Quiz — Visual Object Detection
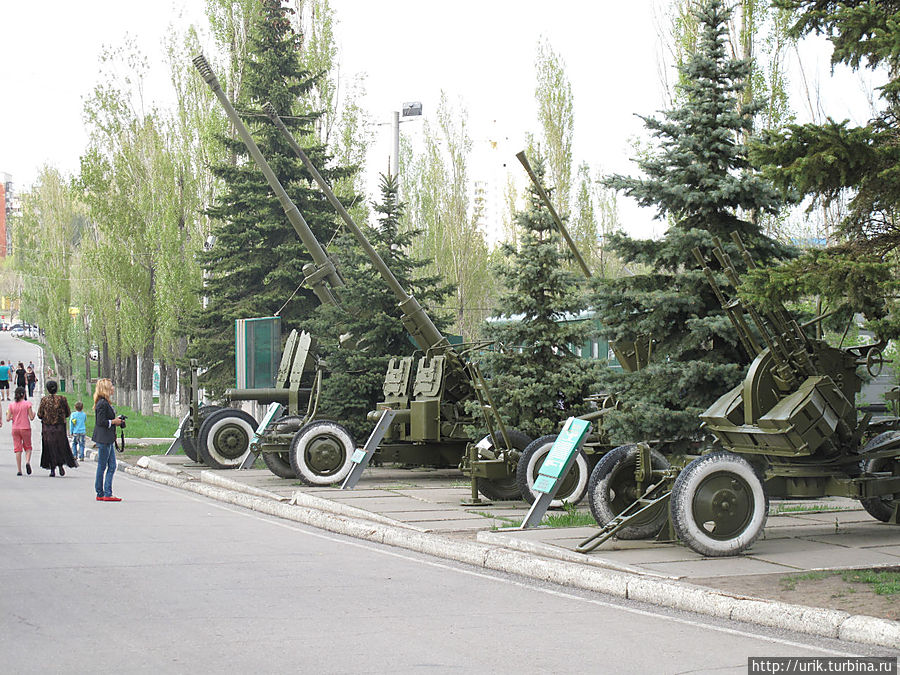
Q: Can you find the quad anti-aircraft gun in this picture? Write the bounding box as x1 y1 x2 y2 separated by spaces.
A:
579 232 900 556
193 54 531 499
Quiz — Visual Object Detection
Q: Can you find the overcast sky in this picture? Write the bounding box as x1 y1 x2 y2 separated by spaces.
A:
0 1 877 240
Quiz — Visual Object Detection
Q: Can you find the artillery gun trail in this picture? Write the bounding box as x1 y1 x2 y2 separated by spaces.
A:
579 232 900 556
193 54 531 498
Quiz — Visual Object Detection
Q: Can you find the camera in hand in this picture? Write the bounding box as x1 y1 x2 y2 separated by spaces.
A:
118 415 127 429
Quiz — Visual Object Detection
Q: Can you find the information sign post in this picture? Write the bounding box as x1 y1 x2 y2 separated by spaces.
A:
341 409 397 489
520 417 592 529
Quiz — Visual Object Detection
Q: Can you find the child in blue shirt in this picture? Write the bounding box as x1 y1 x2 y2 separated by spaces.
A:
70 401 87 461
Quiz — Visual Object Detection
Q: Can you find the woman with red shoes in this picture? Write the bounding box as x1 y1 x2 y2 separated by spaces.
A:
92 378 125 502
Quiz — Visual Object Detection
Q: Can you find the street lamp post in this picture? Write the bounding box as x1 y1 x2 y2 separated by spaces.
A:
390 101 423 179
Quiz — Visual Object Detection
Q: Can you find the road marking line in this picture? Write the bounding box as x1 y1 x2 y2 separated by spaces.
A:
126 474 865 657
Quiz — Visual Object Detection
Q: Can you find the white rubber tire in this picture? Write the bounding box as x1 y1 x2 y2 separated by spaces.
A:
670 452 768 557
197 409 257 469
289 420 356 487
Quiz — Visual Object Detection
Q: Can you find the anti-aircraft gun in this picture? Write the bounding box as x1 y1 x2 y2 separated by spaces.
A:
514 152 700 526
676 232 900 555
579 232 900 556
193 54 531 498
174 330 323 476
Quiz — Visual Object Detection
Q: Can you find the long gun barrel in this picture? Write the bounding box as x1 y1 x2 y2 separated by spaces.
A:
516 150 592 279
192 54 344 308
262 102 448 353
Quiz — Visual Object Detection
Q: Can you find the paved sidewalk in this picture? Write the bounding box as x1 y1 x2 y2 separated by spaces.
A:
136 453 900 582
118 450 900 648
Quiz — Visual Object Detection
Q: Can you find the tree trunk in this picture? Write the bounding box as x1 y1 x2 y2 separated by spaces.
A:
127 354 138 410
168 364 179 417
101 332 110 381
139 343 154 416
83 312 92 395
159 361 168 416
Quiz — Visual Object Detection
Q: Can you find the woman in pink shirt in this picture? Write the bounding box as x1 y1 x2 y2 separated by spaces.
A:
7 386 35 475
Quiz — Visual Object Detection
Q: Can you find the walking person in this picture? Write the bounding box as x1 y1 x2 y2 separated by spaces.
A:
0 360 10 401
15 362 27 399
7 387 33 476
37 380 75 477
26 366 37 399
69 401 87 461
92 379 124 502
8 362 16 393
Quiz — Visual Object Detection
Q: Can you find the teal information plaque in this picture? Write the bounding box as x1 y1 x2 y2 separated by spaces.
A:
538 417 592 480
519 416 593 529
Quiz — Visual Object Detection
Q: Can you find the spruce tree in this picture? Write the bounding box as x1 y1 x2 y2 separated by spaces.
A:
189 0 351 395
309 174 451 439
748 1 900 335
595 0 789 443
481 157 597 439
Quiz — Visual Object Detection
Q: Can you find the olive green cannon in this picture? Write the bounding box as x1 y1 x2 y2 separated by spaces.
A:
173 329 323 476
193 54 531 497
578 232 900 556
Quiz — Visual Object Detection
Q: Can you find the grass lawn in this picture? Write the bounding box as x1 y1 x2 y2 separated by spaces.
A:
56 381 177 439
781 569 900 596
120 442 171 457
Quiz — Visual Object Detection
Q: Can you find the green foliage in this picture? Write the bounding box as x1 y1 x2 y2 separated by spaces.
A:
309 174 450 439
534 38 574 220
740 249 900 337
14 168 85 376
400 93 492 339
749 1 900 341
542 502 595 528
481 156 598 438
595 0 790 442
188 0 353 396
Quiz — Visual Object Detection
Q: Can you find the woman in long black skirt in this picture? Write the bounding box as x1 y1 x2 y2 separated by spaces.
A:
38 380 74 477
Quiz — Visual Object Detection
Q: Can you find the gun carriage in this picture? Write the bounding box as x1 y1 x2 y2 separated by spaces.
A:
192 55 531 498
175 330 323 476
579 232 900 556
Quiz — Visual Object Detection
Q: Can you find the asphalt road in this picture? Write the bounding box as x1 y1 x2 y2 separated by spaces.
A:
1 333 898 673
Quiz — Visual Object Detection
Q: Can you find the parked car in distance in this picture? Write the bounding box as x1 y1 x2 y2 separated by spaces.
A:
10 326 24 337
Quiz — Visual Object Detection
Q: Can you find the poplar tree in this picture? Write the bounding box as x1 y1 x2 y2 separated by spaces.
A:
482 157 597 439
595 0 789 443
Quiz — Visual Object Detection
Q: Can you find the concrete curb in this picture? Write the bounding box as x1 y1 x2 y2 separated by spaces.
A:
198 471 424 532
122 462 900 649
200 471 290 501
137 456 195 479
477 530 678 580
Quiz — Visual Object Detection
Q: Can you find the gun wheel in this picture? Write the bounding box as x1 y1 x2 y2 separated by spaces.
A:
179 405 222 463
289 420 356 486
860 453 900 522
476 429 533 501
197 409 257 469
261 416 306 479
587 444 670 539
516 434 590 507
670 452 768 557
